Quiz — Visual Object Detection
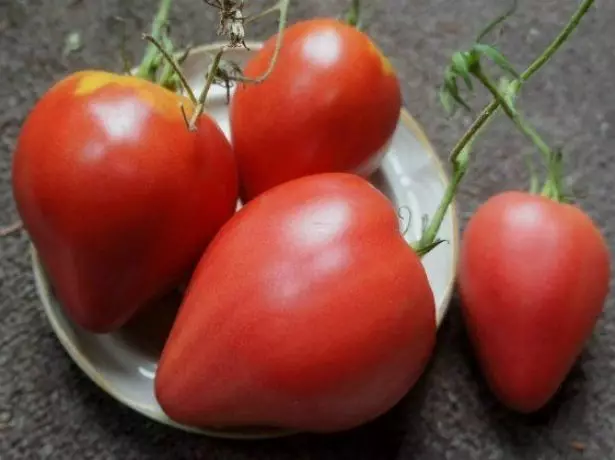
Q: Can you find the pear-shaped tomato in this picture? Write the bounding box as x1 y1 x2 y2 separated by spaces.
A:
155 173 436 433
13 70 238 333
459 191 610 413
229 18 402 202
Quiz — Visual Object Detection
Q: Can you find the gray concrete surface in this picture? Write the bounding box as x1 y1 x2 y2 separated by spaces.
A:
1 0 614 458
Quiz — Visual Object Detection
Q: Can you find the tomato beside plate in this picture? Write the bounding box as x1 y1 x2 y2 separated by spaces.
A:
459 191 610 412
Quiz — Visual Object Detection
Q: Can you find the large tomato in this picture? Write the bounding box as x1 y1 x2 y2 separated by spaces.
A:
229 18 402 202
458 191 610 413
12 70 238 333
155 173 436 432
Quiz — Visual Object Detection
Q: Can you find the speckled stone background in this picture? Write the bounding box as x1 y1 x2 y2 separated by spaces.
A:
1 0 614 458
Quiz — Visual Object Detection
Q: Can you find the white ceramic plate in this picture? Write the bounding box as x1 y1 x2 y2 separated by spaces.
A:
32 42 459 439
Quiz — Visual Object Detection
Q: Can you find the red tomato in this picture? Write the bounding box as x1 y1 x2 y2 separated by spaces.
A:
12 70 238 333
459 191 610 413
155 173 436 432
230 18 402 202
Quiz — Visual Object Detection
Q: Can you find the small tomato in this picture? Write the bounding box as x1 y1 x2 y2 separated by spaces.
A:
459 191 611 413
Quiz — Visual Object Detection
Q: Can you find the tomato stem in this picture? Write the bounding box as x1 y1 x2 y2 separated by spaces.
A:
449 0 595 165
345 0 362 29
238 0 293 85
522 0 595 82
541 149 568 202
187 0 291 130
142 34 197 103
188 48 225 131
473 68 549 162
473 67 565 201
414 0 595 255
135 0 174 81
159 45 193 92
413 137 472 255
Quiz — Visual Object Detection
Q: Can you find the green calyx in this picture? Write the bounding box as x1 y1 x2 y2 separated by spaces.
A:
136 0 173 80
539 149 570 203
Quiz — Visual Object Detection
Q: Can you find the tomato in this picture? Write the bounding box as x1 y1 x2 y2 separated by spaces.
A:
458 191 610 413
229 18 402 202
155 173 436 432
12 70 238 333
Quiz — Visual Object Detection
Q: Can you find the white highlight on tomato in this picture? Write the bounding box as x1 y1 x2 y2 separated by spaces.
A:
267 201 352 304
293 200 351 246
91 99 148 141
302 29 342 67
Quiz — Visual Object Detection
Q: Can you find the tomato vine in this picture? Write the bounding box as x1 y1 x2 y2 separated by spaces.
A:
0 0 597 244
413 0 595 255
152 0 369 131
185 0 291 131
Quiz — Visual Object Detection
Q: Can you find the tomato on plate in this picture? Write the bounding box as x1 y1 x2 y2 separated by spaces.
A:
458 191 610 412
155 173 436 432
13 70 238 333
230 18 402 202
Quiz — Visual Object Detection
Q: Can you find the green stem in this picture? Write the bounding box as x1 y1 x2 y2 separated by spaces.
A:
160 46 192 91
135 0 173 80
188 0 291 129
414 133 475 252
447 103 498 162
188 48 224 131
521 0 594 82
472 68 563 201
412 167 465 254
415 0 594 254
473 68 551 161
244 0 291 84
450 0 594 165
157 32 176 86
142 34 197 103
345 0 362 28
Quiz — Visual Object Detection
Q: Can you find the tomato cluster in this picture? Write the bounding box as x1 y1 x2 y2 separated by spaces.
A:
9 4 610 435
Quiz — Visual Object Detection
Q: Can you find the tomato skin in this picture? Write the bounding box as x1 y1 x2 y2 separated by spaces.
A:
155 173 436 432
12 70 238 333
229 18 402 202
459 191 610 413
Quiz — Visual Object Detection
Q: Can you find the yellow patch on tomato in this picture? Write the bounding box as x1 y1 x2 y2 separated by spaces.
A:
367 40 395 77
74 71 194 120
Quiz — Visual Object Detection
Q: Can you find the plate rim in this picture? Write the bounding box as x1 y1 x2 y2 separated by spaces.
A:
31 41 460 439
